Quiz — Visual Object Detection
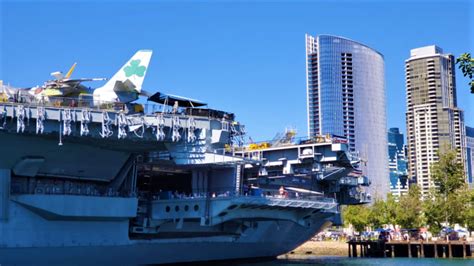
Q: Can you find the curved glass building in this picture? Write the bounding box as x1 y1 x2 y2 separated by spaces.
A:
305 34 389 198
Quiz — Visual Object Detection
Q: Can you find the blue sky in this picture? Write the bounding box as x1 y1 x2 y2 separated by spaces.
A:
1 0 473 141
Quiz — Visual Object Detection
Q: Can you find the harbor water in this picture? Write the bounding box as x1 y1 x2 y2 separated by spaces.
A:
235 257 474 266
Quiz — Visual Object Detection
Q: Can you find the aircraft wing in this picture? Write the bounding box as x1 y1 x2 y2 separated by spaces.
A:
49 78 106 88
62 78 106 83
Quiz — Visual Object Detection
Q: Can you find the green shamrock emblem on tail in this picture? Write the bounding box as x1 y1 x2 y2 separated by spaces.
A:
124 60 147 77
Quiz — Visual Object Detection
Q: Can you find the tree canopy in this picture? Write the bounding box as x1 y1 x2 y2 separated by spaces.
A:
456 53 474 93
423 148 467 233
395 184 424 229
342 204 369 232
342 148 470 235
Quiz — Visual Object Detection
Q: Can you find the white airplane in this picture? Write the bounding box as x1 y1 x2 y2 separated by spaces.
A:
93 49 152 104
1 50 153 105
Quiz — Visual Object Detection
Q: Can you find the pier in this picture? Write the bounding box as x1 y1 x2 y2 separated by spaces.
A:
348 240 473 258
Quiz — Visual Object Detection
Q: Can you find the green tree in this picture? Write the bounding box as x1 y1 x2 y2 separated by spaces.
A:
430 148 465 194
384 194 399 226
423 188 468 235
368 199 385 228
461 188 474 234
368 194 398 228
396 184 424 229
342 204 369 232
424 148 467 234
456 53 474 93
423 189 445 235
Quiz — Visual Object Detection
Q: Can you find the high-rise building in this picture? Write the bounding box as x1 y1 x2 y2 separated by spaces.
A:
405 45 466 197
466 126 474 188
388 128 409 199
305 34 389 198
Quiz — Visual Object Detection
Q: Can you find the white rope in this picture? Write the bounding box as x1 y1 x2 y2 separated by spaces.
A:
171 116 181 142
132 117 146 138
16 105 25 133
100 111 113 138
36 107 45 134
62 109 72 136
187 117 196 143
0 106 7 129
80 109 91 136
58 108 63 146
117 112 129 139
26 106 31 127
155 113 166 141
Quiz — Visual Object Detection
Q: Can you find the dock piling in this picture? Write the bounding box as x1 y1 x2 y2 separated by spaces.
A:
448 242 452 258
420 242 424 258
463 242 466 259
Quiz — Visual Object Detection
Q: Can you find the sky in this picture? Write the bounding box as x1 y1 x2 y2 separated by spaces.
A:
1 0 473 141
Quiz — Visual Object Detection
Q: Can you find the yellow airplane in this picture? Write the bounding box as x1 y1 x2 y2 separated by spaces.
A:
36 63 106 98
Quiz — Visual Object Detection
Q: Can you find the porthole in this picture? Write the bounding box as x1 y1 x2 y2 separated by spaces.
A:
165 206 170 212
175 206 180 212
194 205 199 211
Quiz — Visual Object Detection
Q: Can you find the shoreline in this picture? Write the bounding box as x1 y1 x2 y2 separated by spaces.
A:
280 240 474 259
280 240 348 258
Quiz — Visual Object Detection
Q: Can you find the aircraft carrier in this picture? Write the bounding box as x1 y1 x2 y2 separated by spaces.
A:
0 52 370 264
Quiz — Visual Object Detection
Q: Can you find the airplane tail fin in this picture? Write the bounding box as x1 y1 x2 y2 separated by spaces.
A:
101 50 152 93
65 63 77 79
50 62 77 80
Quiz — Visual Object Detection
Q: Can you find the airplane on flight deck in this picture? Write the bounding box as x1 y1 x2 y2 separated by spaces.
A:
0 50 153 105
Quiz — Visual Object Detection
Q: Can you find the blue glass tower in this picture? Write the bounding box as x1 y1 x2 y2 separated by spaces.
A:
305 34 389 198
388 128 409 197
466 126 474 187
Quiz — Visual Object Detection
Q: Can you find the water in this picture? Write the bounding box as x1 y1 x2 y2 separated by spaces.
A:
231 257 474 266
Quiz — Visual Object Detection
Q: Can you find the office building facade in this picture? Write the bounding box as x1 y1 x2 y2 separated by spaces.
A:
388 128 409 199
466 126 474 188
305 34 389 198
405 45 466 197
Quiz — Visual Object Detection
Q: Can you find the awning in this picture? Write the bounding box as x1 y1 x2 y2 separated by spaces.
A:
148 92 207 107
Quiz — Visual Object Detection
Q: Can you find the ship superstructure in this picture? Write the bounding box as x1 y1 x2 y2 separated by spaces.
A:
0 52 369 264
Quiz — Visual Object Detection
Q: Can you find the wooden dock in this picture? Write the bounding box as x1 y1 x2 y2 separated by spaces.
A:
348 240 473 258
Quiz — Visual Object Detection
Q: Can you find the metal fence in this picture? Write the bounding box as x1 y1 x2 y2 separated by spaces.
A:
146 186 336 203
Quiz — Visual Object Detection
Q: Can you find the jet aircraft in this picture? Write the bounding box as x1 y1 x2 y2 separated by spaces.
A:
0 50 153 106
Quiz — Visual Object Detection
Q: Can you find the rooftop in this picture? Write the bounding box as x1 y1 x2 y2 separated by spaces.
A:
409 45 444 59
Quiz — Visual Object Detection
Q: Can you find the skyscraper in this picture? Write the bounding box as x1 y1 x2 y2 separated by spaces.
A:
388 128 408 199
466 126 474 188
305 34 389 198
405 45 466 197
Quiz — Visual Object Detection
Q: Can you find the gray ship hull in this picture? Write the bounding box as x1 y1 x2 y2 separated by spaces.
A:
0 100 364 265
0 218 331 265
